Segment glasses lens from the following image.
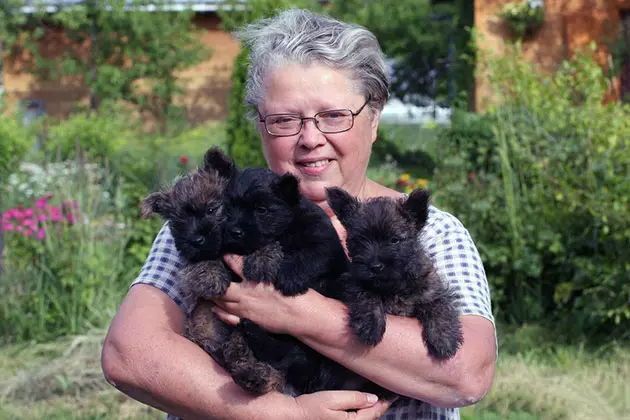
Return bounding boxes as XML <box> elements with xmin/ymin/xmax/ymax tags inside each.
<box><xmin>315</xmin><ymin>110</ymin><xmax>353</xmax><ymax>133</ymax></box>
<box><xmin>265</xmin><ymin>115</ymin><xmax>301</xmax><ymax>135</ymax></box>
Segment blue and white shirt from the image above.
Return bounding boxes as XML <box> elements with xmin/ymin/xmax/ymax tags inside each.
<box><xmin>132</xmin><ymin>205</ymin><xmax>496</xmax><ymax>420</ymax></box>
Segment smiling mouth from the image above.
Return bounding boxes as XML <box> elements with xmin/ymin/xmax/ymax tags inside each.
<box><xmin>301</xmin><ymin>159</ymin><xmax>330</xmax><ymax>168</ymax></box>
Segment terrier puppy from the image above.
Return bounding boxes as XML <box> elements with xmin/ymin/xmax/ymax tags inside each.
<box><xmin>220</xmin><ymin>168</ymin><xmax>352</xmax><ymax>395</ymax></box>
<box><xmin>141</xmin><ymin>146</ymin><xmax>236</xmax><ymax>302</ymax></box>
<box><xmin>327</xmin><ymin>187</ymin><xmax>464</xmax><ymax>360</ymax></box>
<box><xmin>141</xmin><ymin>148</ymin><xmax>288</xmax><ymax>394</ymax></box>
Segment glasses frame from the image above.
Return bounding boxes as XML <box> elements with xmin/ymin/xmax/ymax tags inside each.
<box><xmin>258</xmin><ymin>95</ymin><xmax>372</xmax><ymax>137</ymax></box>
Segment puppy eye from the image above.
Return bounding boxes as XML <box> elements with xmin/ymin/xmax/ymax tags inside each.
<box><xmin>390</xmin><ymin>236</ymin><xmax>400</xmax><ymax>244</ymax></box>
<box><xmin>206</xmin><ymin>205</ymin><xmax>217</xmax><ymax>215</ymax></box>
<box><xmin>256</xmin><ymin>206</ymin><xmax>268</xmax><ymax>215</ymax></box>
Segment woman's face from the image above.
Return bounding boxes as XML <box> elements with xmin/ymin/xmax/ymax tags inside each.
<box><xmin>257</xmin><ymin>63</ymin><xmax>380</xmax><ymax>206</ymax></box>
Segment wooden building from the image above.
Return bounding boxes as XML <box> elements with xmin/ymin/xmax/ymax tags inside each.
<box><xmin>474</xmin><ymin>0</ymin><xmax>630</xmax><ymax>111</ymax></box>
<box><xmin>1</xmin><ymin>1</ymin><xmax>241</xmax><ymax>121</ymax></box>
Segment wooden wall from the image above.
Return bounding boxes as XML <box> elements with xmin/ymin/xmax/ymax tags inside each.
<box><xmin>1</xmin><ymin>12</ymin><xmax>240</xmax><ymax>122</ymax></box>
<box><xmin>474</xmin><ymin>0</ymin><xmax>630</xmax><ymax>111</ymax></box>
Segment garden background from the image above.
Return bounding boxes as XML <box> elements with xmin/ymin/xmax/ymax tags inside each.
<box><xmin>1</xmin><ymin>1</ymin><xmax>628</xmax><ymax>419</ymax></box>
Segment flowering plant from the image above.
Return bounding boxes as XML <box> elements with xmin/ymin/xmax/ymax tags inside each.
<box><xmin>1</xmin><ymin>196</ymin><xmax>79</xmax><ymax>242</ymax></box>
<box><xmin>498</xmin><ymin>0</ymin><xmax>544</xmax><ymax>38</ymax></box>
<box><xmin>395</xmin><ymin>173</ymin><xmax>430</xmax><ymax>194</ymax></box>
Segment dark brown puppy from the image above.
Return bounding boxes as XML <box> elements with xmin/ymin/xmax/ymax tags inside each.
<box><xmin>327</xmin><ymin>187</ymin><xmax>464</xmax><ymax>360</ymax></box>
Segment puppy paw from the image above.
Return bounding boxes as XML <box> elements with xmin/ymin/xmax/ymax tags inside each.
<box><xmin>349</xmin><ymin>307</ymin><xmax>386</xmax><ymax>346</ymax></box>
<box><xmin>274</xmin><ymin>273</ymin><xmax>310</xmax><ymax>296</ymax></box>
<box><xmin>243</xmin><ymin>243</ymin><xmax>283</xmax><ymax>284</ymax></box>
<box><xmin>422</xmin><ymin>323</ymin><xmax>463</xmax><ymax>360</ymax></box>
<box><xmin>231</xmin><ymin>362</ymin><xmax>286</xmax><ymax>395</ymax></box>
<box><xmin>180</xmin><ymin>260</ymin><xmax>231</xmax><ymax>299</ymax></box>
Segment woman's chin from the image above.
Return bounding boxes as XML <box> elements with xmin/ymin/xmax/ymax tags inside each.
<box><xmin>298</xmin><ymin>181</ymin><xmax>333</xmax><ymax>204</ymax></box>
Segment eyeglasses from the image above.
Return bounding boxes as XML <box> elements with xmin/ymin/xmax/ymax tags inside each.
<box><xmin>258</xmin><ymin>95</ymin><xmax>371</xmax><ymax>137</ymax></box>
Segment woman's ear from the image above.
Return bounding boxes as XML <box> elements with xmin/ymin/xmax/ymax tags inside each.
<box><xmin>370</xmin><ymin>109</ymin><xmax>381</xmax><ymax>144</ymax></box>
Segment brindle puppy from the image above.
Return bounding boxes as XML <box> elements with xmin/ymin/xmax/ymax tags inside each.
<box><xmin>327</xmin><ymin>187</ymin><xmax>464</xmax><ymax>360</ymax></box>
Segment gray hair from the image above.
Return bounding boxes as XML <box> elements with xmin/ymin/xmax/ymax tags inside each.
<box><xmin>236</xmin><ymin>8</ymin><xmax>390</xmax><ymax>117</ymax></box>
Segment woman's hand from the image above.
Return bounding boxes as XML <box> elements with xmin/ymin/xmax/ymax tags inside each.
<box><xmin>212</xmin><ymin>253</ymin><xmax>313</xmax><ymax>334</ymax></box>
<box><xmin>295</xmin><ymin>391</ymin><xmax>394</xmax><ymax>420</ymax></box>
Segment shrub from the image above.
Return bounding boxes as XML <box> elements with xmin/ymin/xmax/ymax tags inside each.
<box><xmin>0</xmin><ymin>113</ymin><xmax>35</xmax><ymax>179</ymax></box>
<box><xmin>432</xmin><ymin>43</ymin><xmax>630</xmax><ymax>339</ymax></box>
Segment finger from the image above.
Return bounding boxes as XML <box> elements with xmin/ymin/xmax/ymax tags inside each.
<box><xmin>211</xmin><ymin>305</ymin><xmax>241</xmax><ymax>326</ymax></box>
<box><xmin>218</xmin><ymin>281</ymin><xmax>243</xmax><ymax>303</ymax></box>
<box><xmin>353</xmin><ymin>400</ymin><xmax>394</xmax><ymax>420</ymax></box>
<box><xmin>223</xmin><ymin>254</ymin><xmax>244</xmax><ymax>277</ymax></box>
<box><xmin>320</xmin><ymin>391</ymin><xmax>378</xmax><ymax>411</ymax></box>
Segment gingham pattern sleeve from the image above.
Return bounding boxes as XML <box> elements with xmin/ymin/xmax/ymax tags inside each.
<box><xmin>130</xmin><ymin>222</ymin><xmax>195</xmax><ymax>314</ymax></box>
<box><xmin>420</xmin><ymin>205</ymin><xmax>494</xmax><ymax>322</ymax></box>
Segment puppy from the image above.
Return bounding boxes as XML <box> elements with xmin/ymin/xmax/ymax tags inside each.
<box><xmin>327</xmin><ymin>187</ymin><xmax>464</xmax><ymax>360</ymax></box>
<box><xmin>220</xmin><ymin>168</ymin><xmax>352</xmax><ymax>395</ymax></box>
<box><xmin>141</xmin><ymin>148</ymin><xmax>289</xmax><ymax>394</ymax></box>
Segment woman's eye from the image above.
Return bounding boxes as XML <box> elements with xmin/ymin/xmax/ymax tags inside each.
<box><xmin>256</xmin><ymin>206</ymin><xmax>268</xmax><ymax>215</ymax></box>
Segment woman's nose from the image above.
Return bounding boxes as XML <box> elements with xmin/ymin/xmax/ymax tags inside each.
<box><xmin>298</xmin><ymin>118</ymin><xmax>326</xmax><ymax>149</ymax></box>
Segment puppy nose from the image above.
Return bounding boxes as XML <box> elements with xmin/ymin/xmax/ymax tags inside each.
<box><xmin>370</xmin><ymin>262</ymin><xmax>384</xmax><ymax>273</ymax></box>
<box><xmin>229</xmin><ymin>227</ymin><xmax>244</xmax><ymax>239</ymax></box>
<box><xmin>192</xmin><ymin>235</ymin><xmax>206</xmax><ymax>246</ymax></box>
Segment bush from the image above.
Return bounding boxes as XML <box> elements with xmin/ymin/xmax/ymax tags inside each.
<box><xmin>225</xmin><ymin>46</ymin><xmax>266</xmax><ymax>168</ymax></box>
<box><xmin>432</xmin><ymin>43</ymin><xmax>630</xmax><ymax>339</ymax></box>
<box><xmin>0</xmin><ymin>113</ymin><xmax>35</xmax><ymax>179</ymax></box>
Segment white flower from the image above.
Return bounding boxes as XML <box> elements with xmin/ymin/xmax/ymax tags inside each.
<box><xmin>528</xmin><ymin>0</ymin><xmax>544</xmax><ymax>8</ymax></box>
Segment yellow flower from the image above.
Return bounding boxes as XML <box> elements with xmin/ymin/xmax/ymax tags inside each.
<box><xmin>416</xmin><ymin>178</ymin><xmax>429</xmax><ymax>189</ymax></box>
<box><xmin>399</xmin><ymin>173</ymin><xmax>411</xmax><ymax>182</ymax></box>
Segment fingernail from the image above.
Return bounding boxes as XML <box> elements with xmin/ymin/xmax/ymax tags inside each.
<box><xmin>366</xmin><ymin>394</ymin><xmax>378</xmax><ymax>403</ymax></box>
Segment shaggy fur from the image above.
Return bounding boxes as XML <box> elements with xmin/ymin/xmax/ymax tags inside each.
<box><xmin>327</xmin><ymin>187</ymin><xmax>464</xmax><ymax>360</ymax></box>
<box><xmin>141</xmin><ymin>146</ymin><xmax>236</xmax><ymax>301</ymax></box>
<box><xmin>141</xmin><ymin>148</ymin><xmax>293</xmax><ymax>395</ymax></box>
<box><xmin>219</xmin><ymin>167</ymin><xmax>353</xmax><ymax>395</ymax></box>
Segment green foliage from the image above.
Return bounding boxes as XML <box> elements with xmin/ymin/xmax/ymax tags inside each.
<box><xmin>43</xmin><ymin>106</ymin><xmax>138</xmax><ymax>162</ymax></box>
<box><xmin>497</xmin><ymin>0</ymin><xmax>545</xmax><ymax>39</ymax></box>
<box><xmin>433</xmin><ymin>44</ymin><xmax>630</xmax><ymax>339</ymax></box>
<box><xmin>225</xmin><ymin>46</ymin><xmax>266</xmax><ymax>168</ymax></box>
<box><xmin>0</xmin><ymin>113</ymin><xmax>35</xmax><ymax>179</ymax></box>
<box><xmin>11</xmin><ymin>0</ymin><xmax>211</xmax><ymax>133</ymax></box>
<box><xmin>330</xmin><ymin>0</ymin><xmax>474</xmax><ymax>107</ymax></box>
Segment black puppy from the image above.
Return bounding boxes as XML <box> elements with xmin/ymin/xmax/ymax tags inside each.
<box><xmin>220</xmin><ymin>168</ymin><xmax>353</xmax><ymax>395</ymax></box>
<box><xmin>141</xmin><ymin>148</ymin><xmax>290</xmax><ymax>394</ymax></box>
<box><xmin>327</xmin><ymin>187</ymin><xmax>464</xmax><ymax>360</ymax></box>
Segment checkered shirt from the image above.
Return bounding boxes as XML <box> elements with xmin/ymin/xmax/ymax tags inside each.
<box><xmin>132</xmin><ymin>205</ymin><xmax>495</xmax><ymax>420</ymax></box>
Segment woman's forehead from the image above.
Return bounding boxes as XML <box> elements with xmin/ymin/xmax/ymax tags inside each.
<box><xmin>260</xmin><ymin>63</ymin><xmax>362</xmax><ymax>112</ymax></box>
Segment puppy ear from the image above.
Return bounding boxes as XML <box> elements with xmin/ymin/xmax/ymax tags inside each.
<box><xmin>203</xmin><ymin>147</ymin><xmax>237</xmax><ymax>179</ymax></box>
<box><xmin>326</xmin><ymin>187</ymin><xmax>359</xmax><ymax>226</ymax></box>
<box><xmin>402</xmin><ymin>188</ymin><xmax>431</xmax><ymax>229</ymax></box>
<box><xmin>272</xmin><ymin>173</ymin><xmax>301</xmax><ymax>207</ymax></box>
<box><xmin>140</xmin><ymin>191</ymin><xmax>173</xmax><ymax>219</ymax></box>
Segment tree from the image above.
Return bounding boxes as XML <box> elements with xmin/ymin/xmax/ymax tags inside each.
<box><xmin>14</xmin><ymin>0</ymin><xmax>211</xmax><ymax>133</ymax></box>
<box><xmin>329</xmin><ymin>0</ymin><xmax>475</xmax><ymax>109</ymax></box>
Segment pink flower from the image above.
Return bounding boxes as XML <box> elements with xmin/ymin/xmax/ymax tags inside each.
<box><xmin>35</xmin><ymin>197</ymin><xmax>47</xmax><ymax>208</ymax></box>
<box><xmin>23</xmin><ymin>229</ymin><xmax>33</xmax><ymax>237</ymax></box>
<box><xmin>3</xmin><ymin>223</ymin><xmax>14</xmax><ymax>231</ymax></box>
<box><xmin>179</xmin><ymin>155</ymin><xmax>189</xmax><ymax>165</ymax></box>
<box><xmin>37</xmin><ymin>229</ymin><xmax>46</xmax><ymax>241</ymax></box>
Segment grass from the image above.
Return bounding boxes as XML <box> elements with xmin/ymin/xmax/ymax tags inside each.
<box><xmin>1</xmin><ymin>325</ymin><xmax>628</xmax><ymax>419</ymax></box>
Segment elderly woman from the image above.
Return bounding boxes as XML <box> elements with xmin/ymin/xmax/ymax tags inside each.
<box><xmin>102</xmin><ymin>9</ymin><xmax>496</xmax><ymax>420</ymax></box>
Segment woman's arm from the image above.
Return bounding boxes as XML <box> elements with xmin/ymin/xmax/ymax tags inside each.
<box><xmin>214</xmin><ymin>279</ymin><xmax>495</xmax><ymax>409</ymax></box>
<box><xmin>102</xmin><ymin>284</ymin><xmax>393</xmax><ymax>420</ymax></box>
